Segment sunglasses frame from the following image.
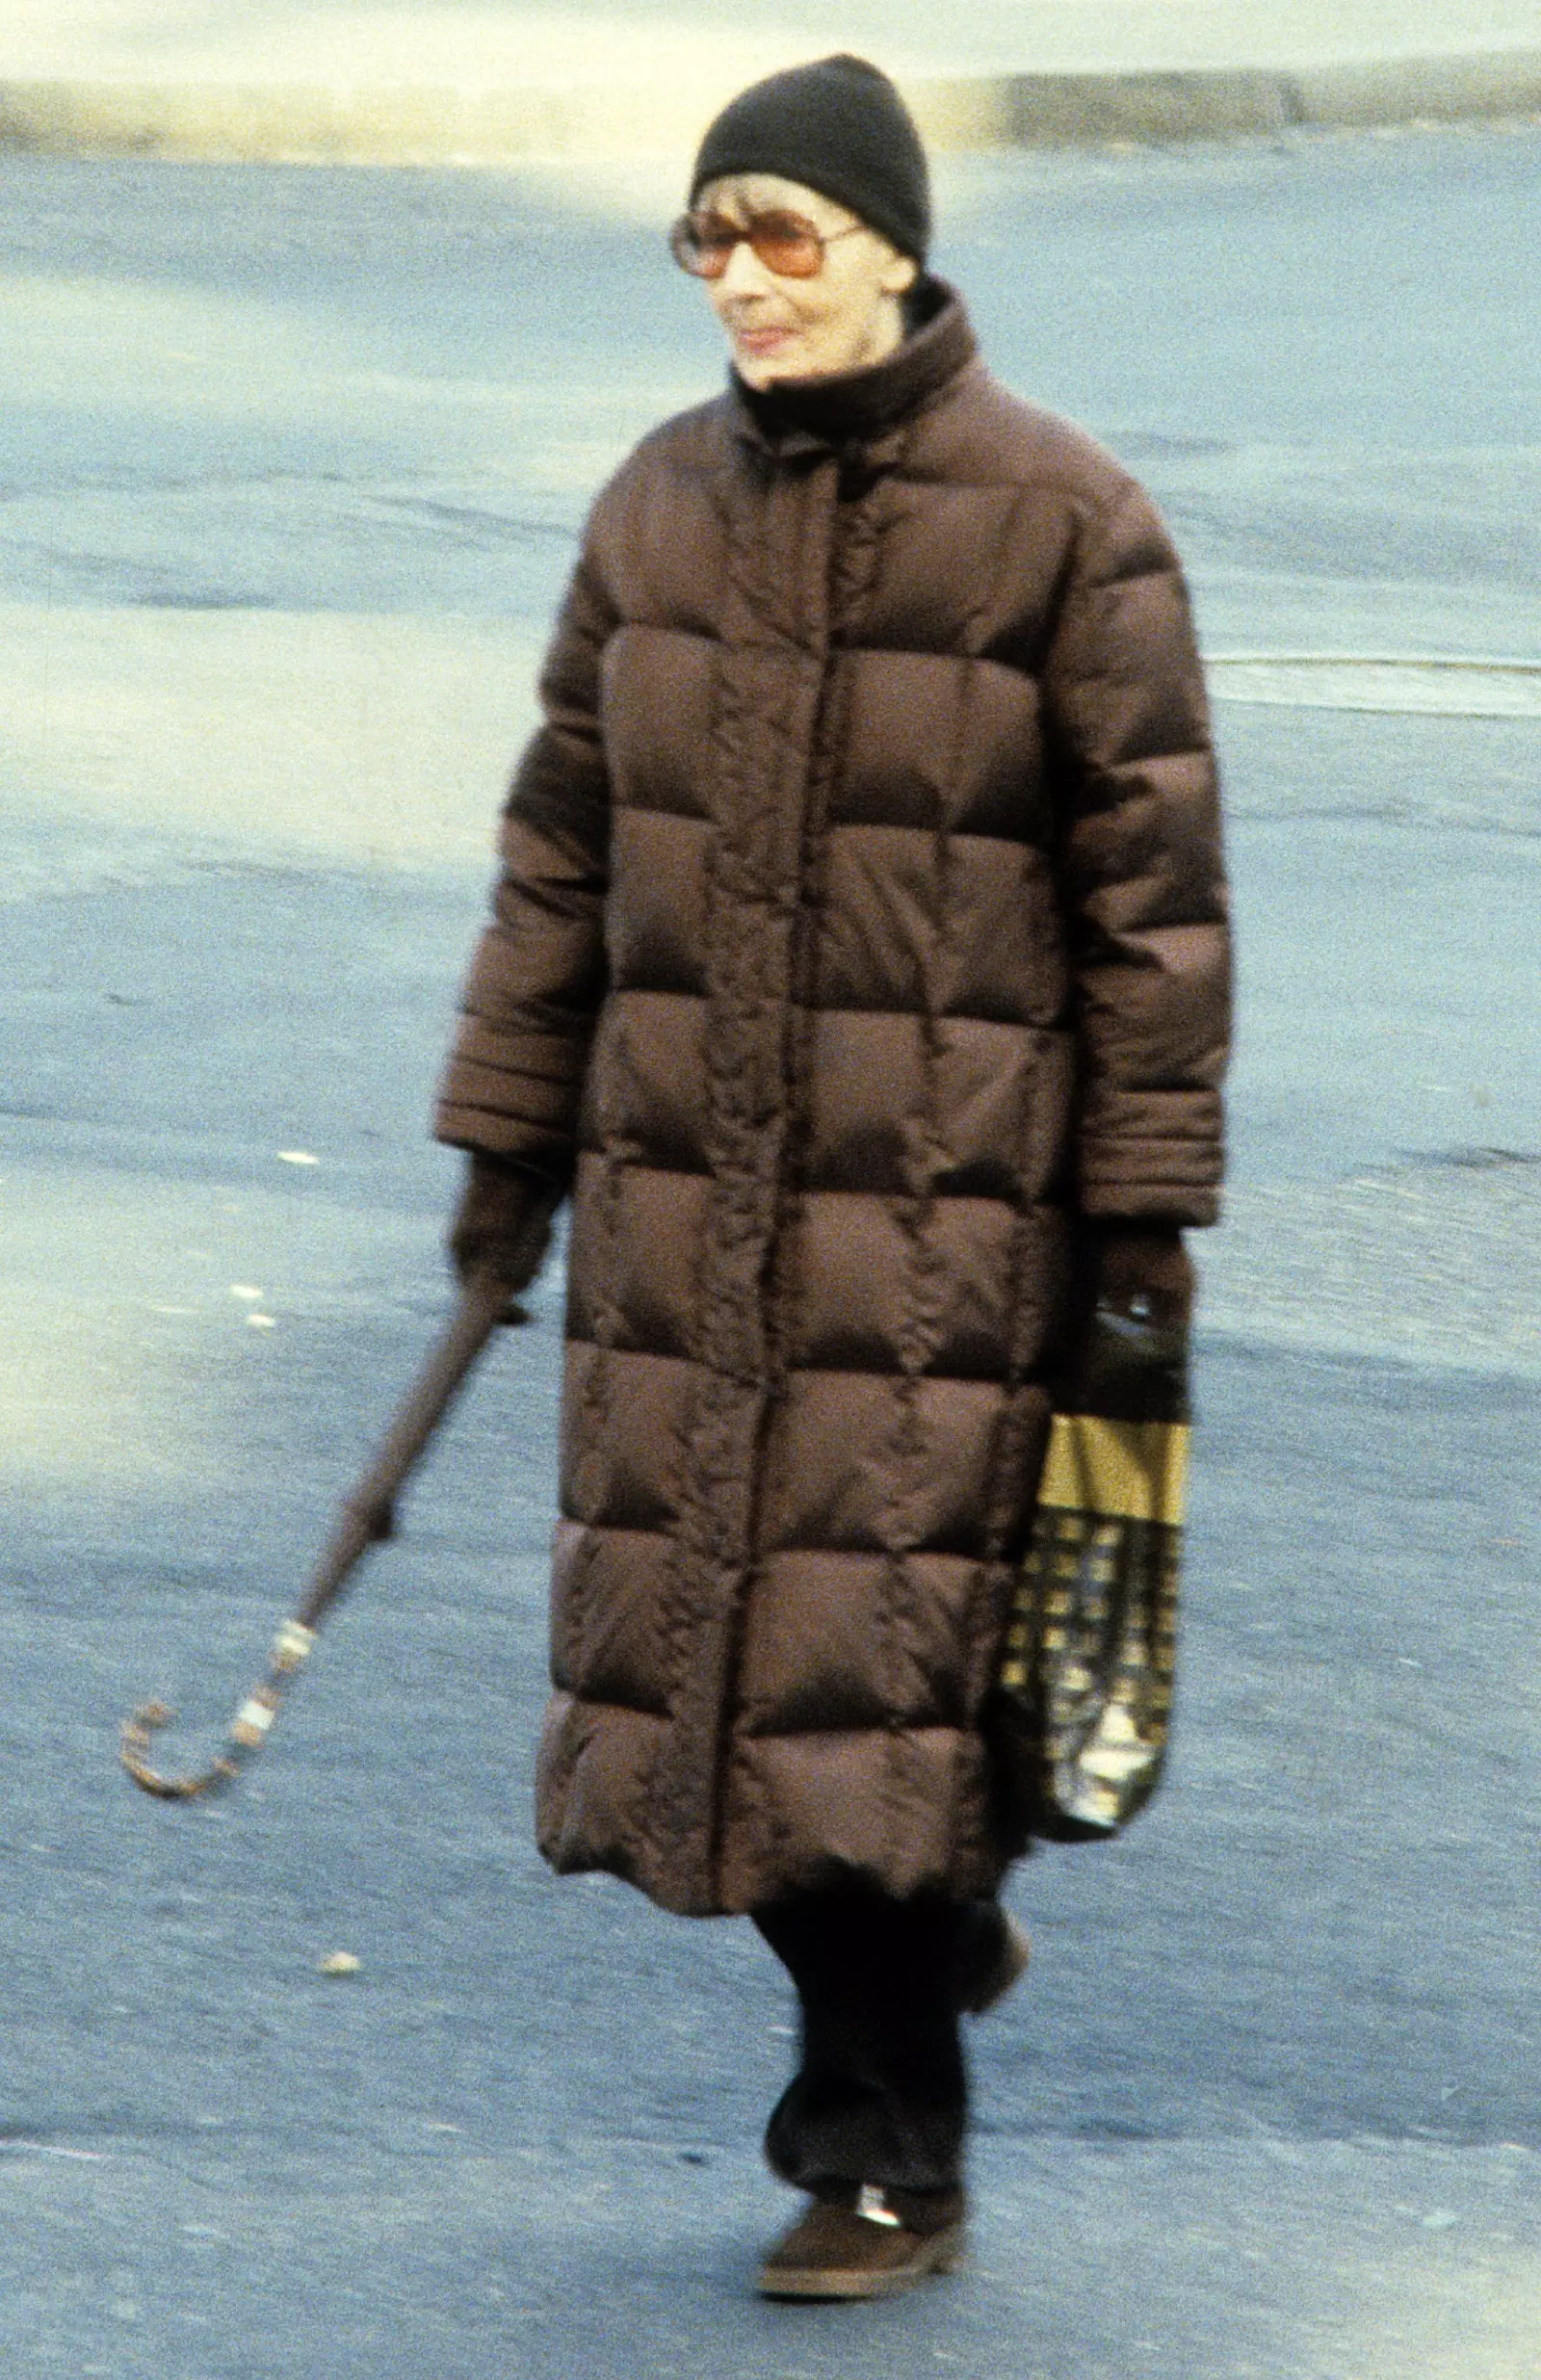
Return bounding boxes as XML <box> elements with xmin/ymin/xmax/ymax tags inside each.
<box><xmin>669</xmin><ymin>208</ymin><xmax>865</xmax><ymax>281</ymax></box>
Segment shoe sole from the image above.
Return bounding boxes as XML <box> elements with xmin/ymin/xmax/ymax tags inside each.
<box><xmin>758</xmin><ymin>2223</ymin><xmax>966</xmax><ymax>2301</ymax></box>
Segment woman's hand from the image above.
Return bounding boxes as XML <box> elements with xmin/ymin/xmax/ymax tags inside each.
<box><xmin>448</xmin><ymin>1153</ymin><xmax>563</xmax><ymax>1321</ymax></box>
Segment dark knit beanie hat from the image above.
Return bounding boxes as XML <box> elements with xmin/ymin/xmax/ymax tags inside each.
<box><xmin>689</xmin><ymin>54</ymin><xmax>931</xmax><ymax>264</ymax></box>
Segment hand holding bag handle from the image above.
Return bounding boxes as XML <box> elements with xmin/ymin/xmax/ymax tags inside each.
<box><xmin>990</xmin><ymin>1226</ymin><xmax>1192</xmax><ymax>1844</ymax></box>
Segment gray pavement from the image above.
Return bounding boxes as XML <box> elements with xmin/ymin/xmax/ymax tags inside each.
<box><xmin>4</xmin><ymin>130</ymin><xmax>1541</xmax><ymax>2376</ymax></box>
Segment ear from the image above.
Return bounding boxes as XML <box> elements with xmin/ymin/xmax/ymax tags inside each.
<box><xmin>879</xmin><ymin>251</ymin><xmax>920</xmax><ymax>298</ymax></box>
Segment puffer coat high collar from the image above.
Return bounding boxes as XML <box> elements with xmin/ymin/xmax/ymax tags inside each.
<box><xmin>438</xmin><ymin>287</ymin><xmax>1230</xmax><ymax>1918</ymax></box>
<box><xmin>729</xmin><ymin>279</ymin><xmax>977</xmax><ymax>452</ymax></box>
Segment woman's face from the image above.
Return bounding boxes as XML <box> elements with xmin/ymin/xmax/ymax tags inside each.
<box><xmin>692</xmin><ymin>172</ymin><xmax>918</xmax><ymax>389</ymax></box>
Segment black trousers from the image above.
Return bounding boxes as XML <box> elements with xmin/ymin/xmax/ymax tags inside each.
<box><xmin>753</xmin><ymin>1888</ymin><xmax>1007</xmax><ymax>2195</ymax></box>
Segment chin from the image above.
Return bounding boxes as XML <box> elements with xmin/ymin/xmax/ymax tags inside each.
<box><xmin>735</xmin><ymin>340</ymin><xmax>811</xmax><ymax>389</ymax></box>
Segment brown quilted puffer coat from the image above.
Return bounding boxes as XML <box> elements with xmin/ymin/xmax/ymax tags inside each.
<box><xmin>436</xmin><ymin>289</ymin><xmax>1230</xmax><ymax>1918</ymax></box>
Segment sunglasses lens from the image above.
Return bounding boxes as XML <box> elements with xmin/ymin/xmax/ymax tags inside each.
<box><xmin>670</xmin><ymin>215</ymin><xmax>734</xmax><ymax>277</ymax></box>
<box><xmin>666</xmin><ymin>218</ymin><xmax>718</xmax><ymax>275</ymax></box>
<box><xmin>750</xmin><ymin>222</ymin><xmax>823</xmax><ymax>277</ymax></box>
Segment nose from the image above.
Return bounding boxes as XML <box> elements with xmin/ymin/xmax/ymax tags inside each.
<box><xmin>717</xmin><ymin>232</ymin><xmax>775</xmax><ymax>299</ymax></box>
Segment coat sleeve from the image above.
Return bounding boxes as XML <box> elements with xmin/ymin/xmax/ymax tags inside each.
<box><xmin>1040</xmin><ymin>477</ymin><xmax>1231</xmax><ymax>1226</ymax></box>
<box><xmin>433</xmin><ymin>545</ymin><xmax>616</xmax><ymax>1176</ymax></box>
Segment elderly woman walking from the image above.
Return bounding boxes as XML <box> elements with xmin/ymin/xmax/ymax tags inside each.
<box><xmin>437</xmin><ymin>54</ymin><xmax>1230</xmax><ymax>2299</ymax></box>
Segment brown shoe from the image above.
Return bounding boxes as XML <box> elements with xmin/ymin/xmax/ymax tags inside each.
<box><xmin>757</xmin><ymin>2184</ymin><xmax>967</xmax><ymax>2301</ymax></box>
<box><xmin>959</xmin><ymin>1910</ymin><xmax>1031</xmax><ymax>2016</ymax></box>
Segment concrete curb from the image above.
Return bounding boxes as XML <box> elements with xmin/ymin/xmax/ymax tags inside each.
<box><xmin>1</xmin><ymin>49</ymin><xmax>1540</xmax><ymax>164</ymax></box>
<box><xmin>957</xmin><ymin>49</ymin><xmax>1541</xmax><ymax>144</ymax></box>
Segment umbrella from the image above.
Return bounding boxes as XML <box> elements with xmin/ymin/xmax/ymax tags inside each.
<box><xmin>121</xmin><ymin>1270</ymin><xmax>509</xmax><ymax>1800</ymax></box>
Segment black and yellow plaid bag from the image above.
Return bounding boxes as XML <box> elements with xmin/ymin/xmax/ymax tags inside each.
<box><xmin>991</xmin><ymin>1312</ymin><xmax>1189</xmax><ymax>1844</ymax></box>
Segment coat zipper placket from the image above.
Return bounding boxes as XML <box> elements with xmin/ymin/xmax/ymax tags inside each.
<box><xmin>704</xmin><ymin>434</ymin><xmax>847</xmax><ymax>1908</ymax></box>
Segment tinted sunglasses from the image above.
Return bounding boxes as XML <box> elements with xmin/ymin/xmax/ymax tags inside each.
<box><xmin>669</xmin><ymin>208</ymin><xmax>864</xmax><ymax>281</ymax></box>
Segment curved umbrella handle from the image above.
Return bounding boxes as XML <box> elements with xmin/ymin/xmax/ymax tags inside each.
<box><xmin>120</xmin><ymin>1270</ymin><xmax>509</xmax><ymax>1801</ymax></box>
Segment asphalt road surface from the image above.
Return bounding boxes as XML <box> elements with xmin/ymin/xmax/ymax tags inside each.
<box><xmin>3</xmin><ymin>128</ymin><xmax>1540</xmax><ymax>2379</ymax></box>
